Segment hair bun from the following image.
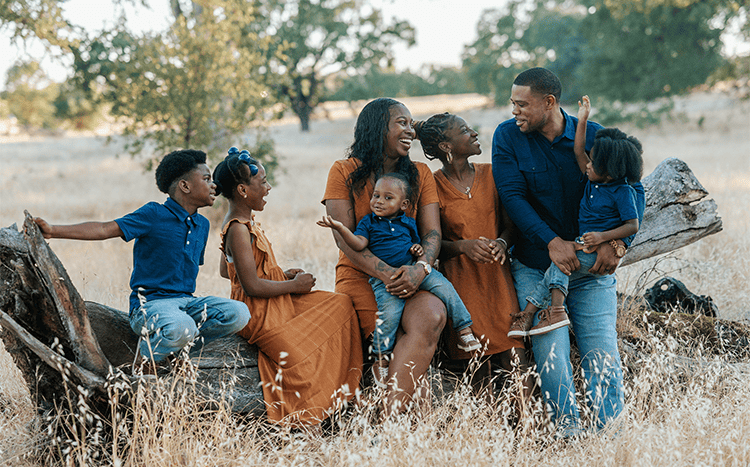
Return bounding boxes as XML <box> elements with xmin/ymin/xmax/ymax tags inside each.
<box><xmin>413</xmin><ymin>120</ymin><xmax>424</xmax><ymax>139</ymax></box>
<box><xmin>228</xmin><ymin>147</ymin><xmax>240</xmax><ymax>156</ymax></box>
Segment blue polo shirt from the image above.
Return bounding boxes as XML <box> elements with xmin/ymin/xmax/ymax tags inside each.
<box><xmin>353</xmin><ymin>212</ymin><xmax>421</xmax><ymax>268</ymax></box>
<box><xmin>492</xmin><ymin>108</ymin><xmax>645</xmax><ymax>270</ymax></box>
<box><xmin>579</xmin><ymin>178</ymin><xmax>638</xmax><ymax>235</ymax></box>
<box><xmin>115</xmin><ymin>197</ymin><xmax>209</xmax><ymax>313</ymax></box>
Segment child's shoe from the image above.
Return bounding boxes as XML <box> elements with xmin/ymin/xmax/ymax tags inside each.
<box><xmin>507</xmin><ymin>309</ymin><xmax>535</xmax><ymax>337</ymax></box>
<box><xmin>371</xmin><ymin>357</ymin><xmax>389</xmax><ymax>389</ymax></box>
<box><xmin>457</xmin><ymin>328</ymin><xmax>482</xmax><ymax>352</ymax></box>
<box><xmin>528</xmin><ymin>305</ymin><xmax>570</xmax><ymax>336</ymax></box>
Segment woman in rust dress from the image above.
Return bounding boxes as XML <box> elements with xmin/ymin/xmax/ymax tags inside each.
<box><xmin>215</xmin><ymin>148</ymin><xmax>362</xmax><ymax>426</ymax></box>
<box><xmin>414</xmin><ymin>113</ymin><xmax>534</xmax><ymax>397</ymax></box>
<box><xmin>322</xmin><ymin>98</ymin><xmax>446</xmax><ymax>414</ymax></box>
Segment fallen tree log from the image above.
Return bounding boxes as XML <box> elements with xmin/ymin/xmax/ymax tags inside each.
<box><xmin>620</xmin><ymin>157</ymin><xmax>722</xmax><ymax>267</ymax></box>
<box><xmin>0</xmin><ymin>157</ymin><xmax>723</xmax><ymax>418</ymax></box>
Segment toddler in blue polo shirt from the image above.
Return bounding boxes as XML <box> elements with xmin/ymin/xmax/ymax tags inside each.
<box><xmin>34</xmin><ymin>149</ymin><xmax>250</xmax><ymax>375</ymax></box>
<box><xmin>318</xmin><ymin>173</ymin><xmax>480</xmax><ymax>387</ymax></box>
<box><xmin>508</xmin><ymin>96</ymin><xmax>643</xmax><ymax>338</ymax></box>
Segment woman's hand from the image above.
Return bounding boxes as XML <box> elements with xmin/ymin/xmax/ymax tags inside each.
<box><xmin>491</xmin><ymin>237</ymin><xmax>509</xmax><ymax>265</ymax></box>
<box><xmin>289</xmin><ymin>272</ymin><xmax>316</xmax><ymax>293</ymax></box>
<box><xmin>385</xmin><ymin>264</ymin><xmax>426</xmax><ymax>299</ymax></box>
<box><xmin>460</xmin><ymin>237</ymin><xmax>496</xmax><ymax>264</ymax></box>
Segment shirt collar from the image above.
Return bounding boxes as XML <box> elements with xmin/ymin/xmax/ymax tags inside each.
<box><xmin>374</xmin><ymin>211</ymin><xmax>406</xmax><ymax>222</ymax></box>
<box><xmin>559</xmin><ymin>108</ymin><xmax>577</xmax><ymax>143</ymax></box>
<box><xmin>164</xmin><ymin>197</ymin><xmax>196</xmax><ymax>225</ymax></box>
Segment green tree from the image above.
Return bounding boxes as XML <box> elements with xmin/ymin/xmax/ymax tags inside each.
<box><xmin>463</xmin><ymin>0</ymin><xmax>747</xmax><ymax>104</ymax></box>
<box><xmin>70</xmin><ymin>0</ymin><xmax>278</xmax><ymax>166</ymax></box>
<box><xmin>250</xmin><ymin>0</ymin><xmax>415</xmax><ymax>131</ymax></box>
<box><xmin>2</xmin><ymin>60</ymin><xmax>58</xmax><ymax>129</ymax></box>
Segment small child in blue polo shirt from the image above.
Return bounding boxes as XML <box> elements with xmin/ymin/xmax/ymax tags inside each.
<box><xmin>508</xmin><ymin>96</ymin><xmax>643</xmax><ymax>338</ymax></box>
<box><xmin>34</xmin><ymin>149</ymin><xmax>250</xmax><ymax>375</ymax></box>
<box><xmin>318</xmin><ymin>173</ymin><xmax>480</xmax><ymax>387</ymax></box>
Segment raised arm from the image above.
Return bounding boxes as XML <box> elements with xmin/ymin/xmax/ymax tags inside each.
<box><xmin>574</xmin><ymin>95</ymin><xmax>592</xmax><ymax>174</ymax></box>
<box><xmin>34</xmin><ymin>217</ymin><xmax>123</xmax><ymax>240</ymax></box>
<box><xmin>316</xmin><ymin>215</ymin><xmax>369</xmax><ymax>251</ymax></box>
<box><xmin>225</xmin><ymin>221</ymin><xmax>315</xmax><ymax>297</ymax></box>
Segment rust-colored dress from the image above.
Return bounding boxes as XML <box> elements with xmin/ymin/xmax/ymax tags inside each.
<box><xmin>322</xmin><ymin>158</ymin><xmax>440</xmax><ymax>337</ymax></box>
<box><xmin>221</xmin><ymin>218</ymin><xmax>362</xmax><ymax>425</ymax></box>
<box><xmin>434</xmin><ymin>163</ymin><xmax>524</xmax><ymax>360</ymax></box>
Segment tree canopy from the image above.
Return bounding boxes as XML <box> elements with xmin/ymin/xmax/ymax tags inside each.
<box><xmin>463</xmin><ymin>0</ymin><xmax>747</xmax><ymax>105</ymax></box>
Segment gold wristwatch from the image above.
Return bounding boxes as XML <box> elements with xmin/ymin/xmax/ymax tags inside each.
<box><xmin>416</xmin><ymin>260</ymin><xmax>432</xmax><ymax>275</ymax></box>
<box><xmin>609</xmin><ymin>239</ymin><xmax>627</xmax><ymax>258</ymax></box>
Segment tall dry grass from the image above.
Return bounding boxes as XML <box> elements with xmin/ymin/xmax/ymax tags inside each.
<box><xmin>1</xmin><ymin>92</ymin><xmax>749</xmax><ymax>465</ymax></box>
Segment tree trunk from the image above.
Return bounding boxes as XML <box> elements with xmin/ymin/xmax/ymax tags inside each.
<box><xmin>620</xmin><ymin>157</ymin><xmax>722</xmax><ymax>267</ymax></box>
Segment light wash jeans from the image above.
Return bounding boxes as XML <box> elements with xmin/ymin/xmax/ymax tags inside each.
<box><xmin>526</xmin><ymin>250</ymin><xmax>598</xmax><ymax>309</ymax></box>
<box><xmin>129</xmin><ymin>296</ymin><xmax>250</xmax><ymax>362</ymax></box>
<box><xmin>369</xmin><ymin>270</ymin><xmax>472</xmax><ymax>355</ymax></box>
<box><xmin>511</xmin><ymin>258</ymin><xmax>623</xmax><ymax>433</ymax></box>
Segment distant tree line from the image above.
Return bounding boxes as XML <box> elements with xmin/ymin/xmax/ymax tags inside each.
<box><xmin>1</xmin><ymin>0</ymin><xmax>748</xmax><ymax>164</ymax></box>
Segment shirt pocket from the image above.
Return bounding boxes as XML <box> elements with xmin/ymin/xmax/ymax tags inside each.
<box><xmin>518</xmin><ymin>155</ymin><xmax>550</xmax><ymax>195</ymax></box>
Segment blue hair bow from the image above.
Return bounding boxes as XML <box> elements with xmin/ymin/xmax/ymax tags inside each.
<box><xmin>227</xmin><ymin>147</ymin><xmax>259</xmax><ymax>176</ymax></box>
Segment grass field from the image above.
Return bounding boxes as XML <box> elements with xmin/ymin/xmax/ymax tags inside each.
<box><xmin>1</xmin><ymin>90</ymin><xmax>749</xmax><ymax>465</ymax></box>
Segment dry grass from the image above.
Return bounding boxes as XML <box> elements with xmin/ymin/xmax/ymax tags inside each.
<box><xmin>1</xmin><ymin>92</ymin><xmax>749</xmax><ymax>465</ymax></box>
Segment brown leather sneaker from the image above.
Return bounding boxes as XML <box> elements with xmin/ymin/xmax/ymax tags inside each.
<box><xmin>528</xmin><ymin>306</ymin><xmax>570</xmax><ymax>336</ymax></box>
<box><xmin>508</xmin><ymin>309</ymin><xmax>536</xmax><ymax>337</ymax></box>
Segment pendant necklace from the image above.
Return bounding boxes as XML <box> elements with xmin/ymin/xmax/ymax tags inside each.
<box><xmin>464</xmin><ymin>186</ymin><xmax>472</xmax><ymax>199</ymax></box>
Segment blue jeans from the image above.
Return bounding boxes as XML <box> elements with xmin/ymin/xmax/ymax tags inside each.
<box><xmin>369</xmin><ymin>270</ymin><xmax>472</xmax><ymax>355</ymax></box>
<box><xmin>511</xmin><ymin>258</ymin><xmax>623</xmax><ymax>432</ymax></box>
<box><xmin>129</xmin><ymin>295</ymin><xmax>250</xmax><ymax>362</ymax></box>
<box><xmin>526</xmin><ymin>250</ymin><xmax>598</xmax><ymax>309</ymax></box>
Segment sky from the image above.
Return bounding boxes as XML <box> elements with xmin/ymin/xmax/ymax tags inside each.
<box><xmin>0</xmin><ymin>0</ymin><xmax>503</xmax><ymax>90</ymax></box>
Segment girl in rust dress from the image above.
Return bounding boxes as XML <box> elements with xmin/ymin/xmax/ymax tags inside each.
<box><xmin>215</xmin><ymin>147</ymin><xmax>362</xmax><ymax>426</ymax></box>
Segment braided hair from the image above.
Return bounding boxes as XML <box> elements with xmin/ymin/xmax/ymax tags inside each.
<box><xmin>346</xmin><ymin>98</ymin><xmax>419</xmax><ymax>202</ymax></box>
<box><xmin>413</xmin><ymin>112</ymin><xmax>458</xmax><ymax>162</ymax></box>
<box><xmin>213</xmin><ymin>146</ymin><xmax>261</xmax><ymax>199</ymax></box>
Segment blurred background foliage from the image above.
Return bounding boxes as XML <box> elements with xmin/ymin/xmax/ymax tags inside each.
<box><xmin>1</xmin><ymin>0</ymin><xmax>748</xmax><ymax>168</ymax></box>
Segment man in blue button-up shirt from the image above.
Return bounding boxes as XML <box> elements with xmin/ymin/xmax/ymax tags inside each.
<box><xmin>492</xmin><ymin>67</ymin><xmax>644</xmax><ymax>435</ymax></box>
<box><xmin>35</xmin><ymin>149</ymin><xmax>250</xmax><ymax>374</ymax></box>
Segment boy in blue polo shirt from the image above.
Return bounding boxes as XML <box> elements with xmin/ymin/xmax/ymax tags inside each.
<box><xmin>318</xmin><ymin>173</ymin><xmax>480</xmax><ymax>387</ymax></box>
<box><xmin>34</xmin><ymin>149</ymin><xmax>250</xmax><ymax>375</ymax></box>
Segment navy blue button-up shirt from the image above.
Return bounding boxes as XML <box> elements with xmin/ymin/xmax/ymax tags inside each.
<box><xmin>115</xmin><ymin>197</ymin><xmax>209</xmax><ymax>312</ymax></box>
<box><xmin>353</xmin><ymin>212</ymin><xmax>421</xmax><ymax>268</ymax></box>
<box><xmin>492</xmin><ymin>109</ymin><xmax>644</xmax><ymax>271</ymax></box>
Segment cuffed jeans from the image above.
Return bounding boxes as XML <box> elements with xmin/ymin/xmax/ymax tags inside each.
<box><xmin>511</xmin><ymin>258</ymin><xmax>624</xmax><ymax>432</ymax></box>
<box><xmin>369</xmin><ymin>270</ymin><xmax>472</xmax><ymax>355</ymax></box>
<box><xmin>129</xmin><ymin>295</ymin><xmax>250</xmax><ymax>362</ymax></box>
<box><xmin>526</xmin><ymin>250</ymin><xmax>598</xmax><ymax>309</ymax></box>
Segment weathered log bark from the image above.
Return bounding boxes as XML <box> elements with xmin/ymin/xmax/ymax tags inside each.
<box><xmin>620</xmin><ymin>157</ymin><xmax>723</xmax><ymax>267</ymax></box>
<box><xmin>0</xmin><ymin>158</ymin><xmax>724</xmax><ymax>418</ymax></box>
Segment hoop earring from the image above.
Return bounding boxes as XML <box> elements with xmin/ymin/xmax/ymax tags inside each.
<box><xmin>446</xmin><ymin>151</ymin><xmax>453</xmax><ymax>164</ymax></box>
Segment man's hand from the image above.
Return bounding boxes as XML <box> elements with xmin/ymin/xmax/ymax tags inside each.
<box><xmin>589</xmin><ymin>241</ymin><xmax>621</xmax><ymax>275</ymax></box>
<box><xmin>548</xmin><ymin>236</ymin><xmax>580</xmax><ymax>276</ymax></box>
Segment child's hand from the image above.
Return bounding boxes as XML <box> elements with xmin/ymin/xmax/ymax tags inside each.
<box><xmin>578</xmin><ymin>95</ymin><xmax>591</xmax><ymax>122</ymax></box>
<box><xmin>284</xmin><ymin>268</ymin><xmax>305</xmax><ymax>280</ymax></box>
<box><xmin>291</xmin><ymin>272</ymin><xmax>316</xmax><ymax>293</ymax></box>
<box><xmin>409</xmin><ymin>244</ymin><xmax>424</xmax><ymax>257</ymax></box>
<box><xmin>316</xmin><ymin>215</ymin><xmax>343</xmax><ymax>231</ymax></box>
<box><xmin>582</xmin><ymin>231</ymin><xmax>605</xmax><ymax>249</ymax></box>
<box><xmin>33</xmin><ymin>217</ymin><xmax>54</xmax><ymax>239</ymax></box>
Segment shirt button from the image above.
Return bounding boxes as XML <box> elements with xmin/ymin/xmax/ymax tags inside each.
<box><xmin>187</xmin><ymin>241</ymin><xmax>190</xmax><ymax>245</ymax></box>
<box><xmin>188</xmin><ymin>230</ymin><xmax>191</xmax><ymax>234</ymax></box>
<box><xmin>590</xmin><ymin>195</ymin><xmax>594</xmax><ymax>198</ymax></box>
<box><xmin>391</xmin><ymin>228</ymin><xmax>395</xmax><ymax>232</ymax></box>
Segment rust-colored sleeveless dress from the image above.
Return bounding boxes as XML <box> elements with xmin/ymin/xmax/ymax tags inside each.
<box><xmin>221</xmin><ymin>218</ymin><xmax>362</xmax><ymax>425</ymax></box>
<box><xmin>434</xmin><ymin>164</ymin><xmax>524</xmax><ymax>359</ymax></box>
